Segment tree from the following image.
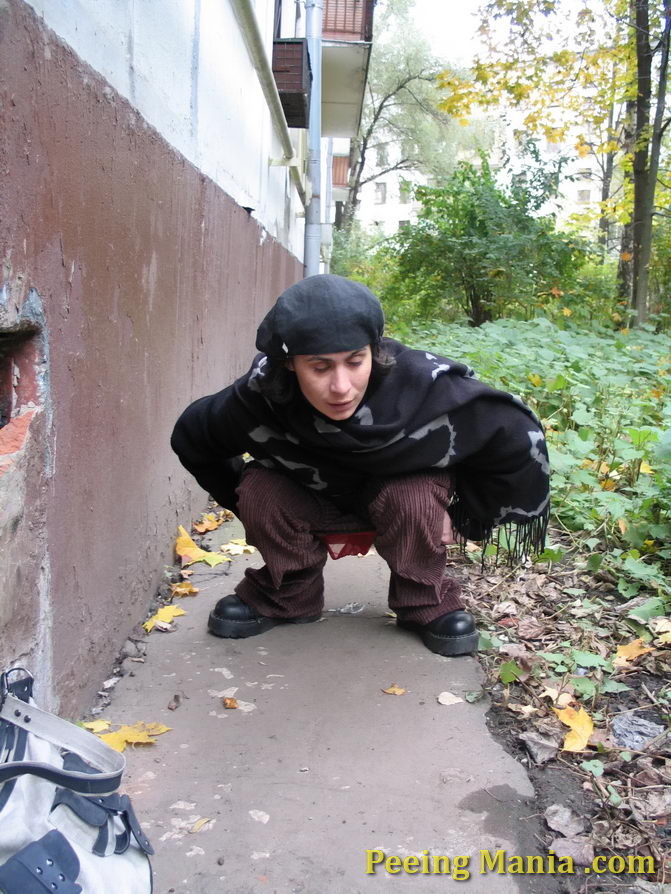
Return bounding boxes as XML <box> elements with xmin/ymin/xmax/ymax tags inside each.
<box><xmin>436</xmin><ymin>0</ymin><xmax>671</xmax><ymax>324</ymax></box>
<box><xmin>438</xmin><ymin>1</ymin><xmax>633</xmax><ymax>245</ymax></box>
<box><xmin>339</xmin><ymin>0</ymin><xmax>493</xmax><ymax>229</ymax></box>
<box><xmin>630</xmin><ymin>0</ymin><xmax>671</xmax><ymax>324</ymax></box>
<box><xmin>384</xmin><ymin>154</ymin><xmax>584</xmax><ymax>327</ymax></box>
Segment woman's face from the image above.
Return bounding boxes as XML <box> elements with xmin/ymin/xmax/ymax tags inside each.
<box><xmin>288</xmin><ymin>345</ymin><xmax>373</xmax><ymax>421</ymax></box>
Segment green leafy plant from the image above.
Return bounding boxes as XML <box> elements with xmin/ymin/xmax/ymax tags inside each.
<box><xmin>397</xmin><ymin>316</ymin><xmax>671</xmax><ymax>604</ymax></box>
<box><xmin>382</xmin><ymin>153</ymin><xmax>586</xmax><ymax>327</ymax></box>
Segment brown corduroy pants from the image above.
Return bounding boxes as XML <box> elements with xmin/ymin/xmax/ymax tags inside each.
<box><xmin>234</xmin><ymin>466</ymin><xmax>464</xmax><ymax>624</ymax></box>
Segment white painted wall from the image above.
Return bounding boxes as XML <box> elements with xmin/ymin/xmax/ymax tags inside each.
<box><xmin>25</xmin><ymin>0</ymin><xmax>307</xmax><ymax>258</ymax></box>
<box><xmin>358</xmin><ymin>170</ymin><xmax>425</xmax><ymax>237</ymax></box>
<box><xmin>357</xmin><ymin>139</ymin><xmax>427</xmax><ymax>239</ymax></box>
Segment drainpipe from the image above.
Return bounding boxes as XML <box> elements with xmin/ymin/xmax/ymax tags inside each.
<box><xmin>304</xmin><ymin>0</ymin><xmax>323</xmax><ymax>276</ymax></box>
<box><xmin>230</xmin><ymin>0</ymin><xmax>307</xmax><ymax>207</ymax></box>
<box><xmin>322</xmin><ymin>137</ymin><xmax>334</xmax><ymax>273</ymax></box>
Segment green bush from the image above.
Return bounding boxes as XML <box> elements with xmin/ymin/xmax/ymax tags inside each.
<box><xmin>382</xmin><ymin>156</ymin><xmax>586</xmax><ymax>327</ymax></box>
<box><xmin>330</xmin><ymin>223</ymin><xmax>398</xmax><ymax>299</ymax></box>
<box><xmin>400</xmin><ymin>316</ymin><xmax>671</xmax><ymax>603</ymax></box>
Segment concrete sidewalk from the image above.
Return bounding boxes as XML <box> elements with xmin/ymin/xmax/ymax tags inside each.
<box><xmin>107</xmin><ymin>517</ymin><xmax>556</xmax><ymax>894</ymax></box>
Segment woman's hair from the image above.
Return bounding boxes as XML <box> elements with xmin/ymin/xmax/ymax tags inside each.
<box><xmin>258</xmin><ymin>342</ymin><xmax>396</xmax><ymax>405</ymax></box>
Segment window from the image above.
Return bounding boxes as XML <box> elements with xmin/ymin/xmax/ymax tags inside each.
<box><xmin>577</xmin><ymin>189</ymin><xmax>591</xmax><ymax>203</ymax></box>
<box><xmin>401</xmin><ymin>139</ymin><xmax>416</xmax><ymax>159</ymax></box>
<box><xmin>376</xmin><ymin>145</ymin><xmax>388</xmax><ymax>167</ymax></box>
<box><xmin>398</xmin><ymin>220</ymin><xmax>410</xmax><ymax>230</ymax></box>
<box><xmin>399</xmin><ymin>182</ymin><xmax>412</xmax><ymax>204</ymax></box>
<box><xmin>578</xmin><ymin>168</ymin><xmax>592</xmax><ymax>180</ymax></box>
<box><xmin>374</xmin><ymin>182</ymin><xmax>387</xmax><ymax>205</ymax></box>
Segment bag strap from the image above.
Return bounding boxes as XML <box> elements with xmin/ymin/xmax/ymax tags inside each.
<box><xmin>0</xmin><ymin>693</ymin><xmax>125</xmax><ymax>796</ymax></box>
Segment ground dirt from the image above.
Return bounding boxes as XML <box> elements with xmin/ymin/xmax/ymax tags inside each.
<box><xmin>451</xmin><ymin>540</ymin><xmax>670</xmax><ymax>894</ymax></box>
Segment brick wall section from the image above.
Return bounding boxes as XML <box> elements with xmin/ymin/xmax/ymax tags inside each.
<box><xmin>0</xmin><ymin>0</ymin><xmax>302</xmax><ymax>713</ymax></box>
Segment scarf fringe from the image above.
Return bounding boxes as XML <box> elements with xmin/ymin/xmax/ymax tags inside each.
<box><xmin>449</xmin><ymin>500</ymin><xmax>550</xmax><ymax>568</ymax></box>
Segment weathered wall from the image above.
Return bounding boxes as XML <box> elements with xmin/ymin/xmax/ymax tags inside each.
<box><xmin>0</xmin><ymin>0</ymin><xmax>302</xmax><ymax>712</ymax></box>
<box><xmin>22</xmin><ymin>0</ymin><xmax>307</xmax><ymax>256</ymax></box>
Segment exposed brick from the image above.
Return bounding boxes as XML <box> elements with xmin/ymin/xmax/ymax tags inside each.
<box><xmin>0</xmin><ymin>408</ymin><xmax>37</xmax><ymax>457</ymax></box>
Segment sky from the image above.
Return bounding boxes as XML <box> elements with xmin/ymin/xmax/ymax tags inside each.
<box><xmin>411</xmin><ymin>0</ymin><xmax>483</xmax><ymax>66</ymax></box>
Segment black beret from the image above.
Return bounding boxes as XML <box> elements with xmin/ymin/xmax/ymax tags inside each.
<box><xmin>256</xmin><ymin>274</ymin><xmax>384</xmax><ymax>356</ymax></box>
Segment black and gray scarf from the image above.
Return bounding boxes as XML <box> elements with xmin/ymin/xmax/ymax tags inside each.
<box><xmin>172</xmin><ymin>338</ymin><xmax>550</xmax><ymax>562</ymax></box>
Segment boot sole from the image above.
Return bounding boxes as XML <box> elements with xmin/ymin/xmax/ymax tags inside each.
<box><xmin>397</xmin><ymin>621</ymin><xmax>479</xmax><ymax>656</ymax></box>
<box><xmin>208</xmin><ymin>611</ymin><xmax>321</xmax><ymax>639</ymax></box>
<box><xmin>420</xmin><ymin>628</ymin><xmax>479</xmax><ymax>657</ymax></box>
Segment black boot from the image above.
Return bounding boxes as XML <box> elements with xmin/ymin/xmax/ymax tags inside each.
<box><xmin>397</xmin><ymin>609</ymin><xmax>478</xmax><ymax>656</ymax></box>
<box><xmin>208</xmin><ymin>595</ymin><xmax>321</xmax><ymax>638</ymax></box>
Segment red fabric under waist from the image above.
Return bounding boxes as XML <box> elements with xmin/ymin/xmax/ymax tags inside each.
<box><xmin>315</xmin><ymin>530</ymin><xmax>376</xmax><ymax>560</ymax></box>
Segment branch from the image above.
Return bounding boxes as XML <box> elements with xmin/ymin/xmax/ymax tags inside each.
<box><xmin>401</xmin><ymin>86</ymin><xmax>450</xmax><ymax>123</ymax></box>
<box><xmin>360</xmin><ymin>159</ymin><xmax>414</xmax><ymax>186</ymax></box>
<box><xmin>368</xmin><ymin>70</ymin><xmax>437</xmax><ymax>122</ymax></box>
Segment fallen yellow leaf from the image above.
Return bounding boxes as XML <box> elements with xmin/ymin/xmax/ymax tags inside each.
<box><xmin>613</xmin><ymin>638</ymin><xmax>654</xmax><ymax>667</ymax></box>
<box><xmin>176</xmin><ymin>525</ymin><xmax>200</xmax><ymax>558</ymax></box>
<box><xmin>639</xmin><ymin>461</ymin><xmax>654</xmax><ymax>475</ymax></box>
<box><xmin>175</xmin><ymin>525</ymin><xmax>230</xmax><ymax>568</ymax></box>
<box><xmin>193</xmin><ymin>512</ymin><xmax>226</xmax><ymax>534</ymax></box>
<box><xmin>223</xmin><ymin>697</ymin><xmax>238</xmax><ymax>709</ymax></box>
<box><xmin>170</xmin><ymin>581</ymin><xmax>200</xmax><ymax>597</ymax></box>
<box><xmin>98</xmin><ymin>731</ymin><xmax>130</xmax><ymax>752</ymax></box>
<box><xmin>382</xmin><ymin>683</ymin><xmax>406</xmax><ymax>696</ymax></box>
<box><xmin>82</xmin><ymin>719</ymin><xmax>112</xmax><ymax>734</ymax></box>
<box><xmin>190</xmin><ymin>818</ymin><xmax>211</xmax><ymax>834</ymax></box>
<box><xmin>143</xmin><ymin>605</ymin><xmax>187</xmax><ymax>633</ymax></box>
<box><xmin>142</xmin><ymin>722</ymin><xmax>171</xmax><ymax>736</ymax></box>
<box><xmin>94</xmin><ymin>721</ymin><xmax>171</xmax><ymax>752</ymax></box>
<box><xmin>114</xmin><ymin>724</ymin><xmax>156</xmax><ymax>745</ymax></box>
<box><xmin>200</xmin><ymin>552</ymin><xmax>230</xmax><ymax>567</ymax></box>
<box><xmin>553</xmin><ymin>706</ymin><xmax>593</xmax><ymax>752</ymax></box>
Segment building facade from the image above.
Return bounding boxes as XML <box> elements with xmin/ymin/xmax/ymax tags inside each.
<box><xmin>0</xmin><ymin>0</ymin><xmax>372</xmax><ymax>711</ymax></box>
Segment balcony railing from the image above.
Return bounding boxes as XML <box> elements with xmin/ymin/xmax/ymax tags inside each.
<box><xmin>322</xmin><ymin>0</ymin><xmax>375</xmax><ymax>42</ymax></box>
<box><xmin>332</xmin><ymin>155</ymin><xmax>350</xmax><ymax>188</ymax></box>
<box><xmin>272</xmin><ymin>39</ymin><xmax>312</xmax><ymax>129</ymax></box>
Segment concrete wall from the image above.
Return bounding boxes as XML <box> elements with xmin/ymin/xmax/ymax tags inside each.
<box><xmin>0</xmin><ymin>0</ymin><xmax>303</xmax><ymax>712</ymax></box>
<box><xmin>21</xmin><ymin>0</ymin><xmax>307</xmax><ymax>255</ymax></box>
